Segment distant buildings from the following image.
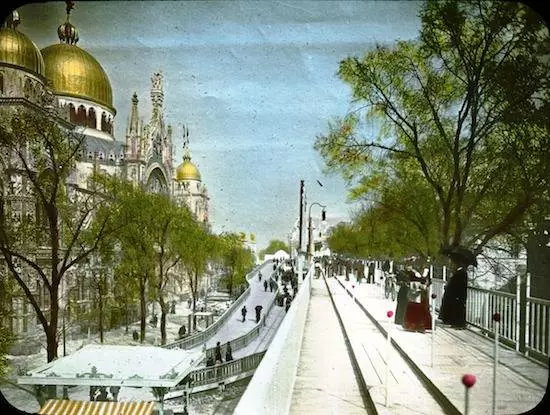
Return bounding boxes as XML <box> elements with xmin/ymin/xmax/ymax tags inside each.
<box><xmin>0</xmin><ymin>8</ymin><xmax>209</xmax><ymax>339</ymax></box>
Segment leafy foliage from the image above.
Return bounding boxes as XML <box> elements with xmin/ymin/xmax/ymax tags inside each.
<box><xmin>316</xmin><ymin>1</ymin><xmax>550</xmax><ymax>256</ymax></box>
<box><xmin>0</xmin><ymin>109</ymin><xmax>111</xmax><ymax>362</ymax></box>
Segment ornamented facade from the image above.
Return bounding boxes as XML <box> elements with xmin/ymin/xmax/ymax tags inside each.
<box><xmin>0</xmin><ymin>7</ymin><xmax>209</xmax><ymax>339</ymax></box>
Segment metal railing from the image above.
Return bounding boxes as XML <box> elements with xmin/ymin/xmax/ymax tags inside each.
<box><xmin>163</xmin><ymin>264</ymin><xmax>263</xmax><ymax>350</ymax></box>
<box><xmin>203</xmin><ymin>289</ymin><xmax>279</xmax><ymax>360</ymax></box>
<box><xmin>169</xmin><ymin>350</ymin><xmax>267</xmax><ymax>393</ymax></box>
<box><xmin>432</xmin><ymin>272</ymin><xmax>550</xmax><ymax>361</ymax></box>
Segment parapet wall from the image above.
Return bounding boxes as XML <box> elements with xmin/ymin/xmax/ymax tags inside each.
<box><xmin>233</xmin><ymin>264</ymin><xmax>313</xmax><ymax>414</ymax></box>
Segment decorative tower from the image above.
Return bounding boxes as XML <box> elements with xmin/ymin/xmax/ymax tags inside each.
<box><xmin>123</xmin><ymin>91</ymin><xmax>145</xmax><ymax>185</ymax></box>
<box><xmin>173</xmin><ymin>125</ymin><xmax>209</xmax><ymax>223</ymax></box>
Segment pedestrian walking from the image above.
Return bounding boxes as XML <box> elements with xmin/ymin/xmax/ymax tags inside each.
<box><xmin>241</xmin><ymin>305</ymin><xmax>247</xmax><ymax>322</ymax></box>
<box><xmin>258</xmin><ymin>271</ymin><xmax>262</xmax><ymax>282</ymax></box>
<box><xmin>225</xmin><ymin>342</ymin><xmax>233</xmax><ymax>361</ymax></box>
<box><xmin>439</xmin><ymin>246</ymin><xmax>477</xmax><ymax>328</ymax></box>
<box><xmin>270</xmin><ymin>280</ymin><xmax>274</xmax><ymax>292</ymax></box>
<box><xmin>394</xmin><ymin>269</ymin><xmax>410</xmax><ymax>325</ymax></box>
<box><xmin>215</xmin><ymin>341</ymin><xmax>223</xmax><ymax>364</ymax></box>
<box><xmin>255</xmin><ymin>304</ymin><xmax>263</xmax><ymax>323</ymax></box>
<box><xmin>264</xmin><ymin>280</ymin><xmax>268</xmax><ymax>291</ymax></box>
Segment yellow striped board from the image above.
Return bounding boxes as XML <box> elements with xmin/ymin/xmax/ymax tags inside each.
<box><xmin>39</xmin><ymin>400</ymin><xmax>155</xmax><ymax>415</ymax></box>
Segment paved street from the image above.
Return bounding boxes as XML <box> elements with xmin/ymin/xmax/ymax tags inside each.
<box><xmin>203</xmin><ymin>261</ymin><xmax>279</xmax><ymax>349</ymax></box>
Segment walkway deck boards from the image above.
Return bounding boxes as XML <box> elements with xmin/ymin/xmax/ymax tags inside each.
<box><xmin>326</xmin><ymin>278</ymin><xmax>444</xmax><ymax>415</ymax></box>
<box><xmin>290</xmin><ymin>278</ymin><xmax>366</xmax><ymax>414</ymax></box>
<box><xmin>336</xmin><ymin>276</ymin><xmax>548</xmax><ymax>415</ymax></box>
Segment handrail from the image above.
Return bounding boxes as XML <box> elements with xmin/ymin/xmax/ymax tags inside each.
<box><xmin>163</xmin><ymin>263</ymin><xmax>264</xmax><ymax>350</ymax></box>
<box><xmin>432</xmin><ymin>276</ymin><xmax>549</xmax><ymax>362</ymax></box>
<box><xmin>170</xmin><ymin>350</ymin><xmax>267</xmax><ymax>392</ymax></box>
<box><xmin>203</xmin><ymin>285</ymin><xmax>279</xmax><ymax>360</ymax></box>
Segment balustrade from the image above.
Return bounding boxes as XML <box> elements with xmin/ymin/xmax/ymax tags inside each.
<box><xmin>431</xmin><ymin>272</ymin><xmax>549</xmax><ymax>362</ymax></box>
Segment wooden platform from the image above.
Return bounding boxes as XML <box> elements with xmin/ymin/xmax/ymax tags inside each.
<box><xmin>290</xmin><ymin>278</ymin><xmax>366</xmax><ymax>414</ymax></box>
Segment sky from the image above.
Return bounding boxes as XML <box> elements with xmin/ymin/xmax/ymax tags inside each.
<box><xmin>16</xmin><ymin>1</ymin><xmax>423</xmax><ymax>250</ymax></box>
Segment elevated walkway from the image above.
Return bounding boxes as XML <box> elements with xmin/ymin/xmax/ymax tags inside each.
<box><xmin>335</xmin><ymin>276</ymin><xmax>548</xmax><ymax>414</ymax></box>
<box><xmin>290</xmin><ymin>278</ymin><xmax>366</xmax><ymax>414</ymax></box>
<box><xmin>325</xmin><ymin>277</ymin><xmax>444</xmax><ymax>414</ymax></box>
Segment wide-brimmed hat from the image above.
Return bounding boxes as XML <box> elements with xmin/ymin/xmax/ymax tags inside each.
<box><xmin>442</xmin><ymin>246</ymin><xmax>477</xmax><ymax>267</ymax></box>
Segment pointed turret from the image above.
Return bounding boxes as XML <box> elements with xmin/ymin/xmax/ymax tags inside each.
<box><xmin>125</xmin><ymin>92</ymin><xmax>141</xmax><ymax>159</ymax></box>
<box><xmin>127</xmin><ymin>92</ymin><xmax>139</xmax><ymax>135</ymax></box>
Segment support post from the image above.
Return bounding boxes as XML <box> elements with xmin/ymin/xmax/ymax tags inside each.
<box><xmin>516</xmin><ymin>273</ymin><xmax>521</xmax><ymax>352</ymax></box>
<box><xmin>525</xmin><ymin>273</ymin><xmax>531</xmax><ymax>355</ymax></box>
<box><xmin>492</xmin><ymin>314</ymin><xmax>500</xmax><ymax>415</ymax></box>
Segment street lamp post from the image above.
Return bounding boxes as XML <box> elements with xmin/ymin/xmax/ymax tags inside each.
<box><xmin>307</xmin><ymin>202</ymin><xmax>326</xmax><ymax>264</ymax></box>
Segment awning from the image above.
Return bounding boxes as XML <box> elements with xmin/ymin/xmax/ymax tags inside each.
<box><xmin>39</xmin><ymin>400</ymin><xmax>155</xmax><ymax>415</ymax></box>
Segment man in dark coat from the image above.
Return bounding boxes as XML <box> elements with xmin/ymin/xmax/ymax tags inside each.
<box><xmin>225</xmin><ymin>342</ymin><xmax>233</xmax><ymax>361</ymax></box>
<box><xmin>255</xmin><ymin>305</ymin><xmax>263</xmax><ymax>323</ymax></box>
<box><xmin>264</xmin><ymin>280</ymin><xmax>268</xmax><ymax>291</ymax></box>
<box><xmin>214</xmin><ymin>341</ymin><xmax>223</xmax><ymax>363</ymax></box>
<box><xmin>241</xmin><ymin>305</ymin><xmax>247</xmax><ymax>322</ymax></box>
<box><xmin>439</xmin><ymin>247</ymin><xmax>477</xmax><ymax>328</ymax></box>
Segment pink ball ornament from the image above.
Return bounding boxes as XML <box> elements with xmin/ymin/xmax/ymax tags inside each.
<box><xmin>387</xmin><ymin>310</ymin><xmax>394</xmax><ymax>318</ymax></box>
<box><xmin>431</xmin><ymin>293</ymin><xmax>437</xmax><ymax>299</ymax></box>
<box><xmin>462</xmin><ymin>374</ymin><xmax>476</xmax><ymax>388</ymax></box>
<box><xmin>493</xmin><ymin>312</ymin><xmax>501</xmax><ymax>322</ymax></box>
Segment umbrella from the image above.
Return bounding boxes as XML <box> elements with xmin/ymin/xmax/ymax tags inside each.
<box><xmin>443</xmin><ymin>246</ymin><xmax>477</xmax><ymax>267</ymax></box>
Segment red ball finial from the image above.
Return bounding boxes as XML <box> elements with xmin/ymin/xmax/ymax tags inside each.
<box><xmin>387</xmin><ymin>310</ymin><xmax>394</xmax><ymax>318</ymax></box>
<box><xmin>462</xmin><ymin>374</ymin><xmax>476</xmax><ymax>388</ymax></box>
<box><xmin>493</xmin><ymin>312</ymin><xmax>501</xmax><ymax>322</ymax></box>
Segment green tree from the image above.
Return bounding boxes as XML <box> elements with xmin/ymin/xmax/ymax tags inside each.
<box><xmin>259</xmin><ymin>239</ymin><xmax>289</xmax><ymax>259</ymax></box>
<box><xmin>176</xmin><ymin>222</ymin><xmax>217</xmax><ymax>330</ymax></box>
<box><xmin>0</xmin><ymin>273</ymin><xmax>15</xmax><ymax>380</ymax></box>
<box><xmin>149</xmin><ymin>195</ymin><xmax>193</xmax><ymax>345</ymax></box>
<box><xmin>93</xmin><ymin>176</ymin><xmax>156</xmax><ymax>343</ymax></box>
<box><xmin>315</xmin><ymin>1</ymin><xmax>550</xmax><ymax>255</ymax></box>
<box><xmin>0</xmin><ymin>110</ymin><xmax>111</xmax><ymax>363</ymax></box>
<box><xmin>218</xmin><ymin>233</ymin><xmax>255</xmax><ymax>296</ymax></box>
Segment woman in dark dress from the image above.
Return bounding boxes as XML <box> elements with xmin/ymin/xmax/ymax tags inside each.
<box><xmin>403</xmin><ymin>269</ymin><xmax>430</xmax><ymax>332</ymax></box>
<box><xmin>439</xmin><ymin>247</ymin><xmax>476</xmax><ymax>328</ymax></box>
<box><xmin>394</xmin><ymin>269</ymin><xmax>410</xmax><ymax>325</ymax></box>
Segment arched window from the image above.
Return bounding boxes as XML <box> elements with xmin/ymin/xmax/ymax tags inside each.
<box><xmin>77</xmin><ymin>105</ymin><xmax>86</xmax><ymax>126</ymax></box>
<box><xmin>69</xmin><ymin>104</ymin><xmax>77</xmax><ymax>124</ymax></box>
<box><xmin>101</xmin><ymin>112</ymin><xmax>107</xmax><ymax>132</ymax></box>
<box><xmin>87</xmin><ymin>107</ymin><xmax>96</xmax><ymax>128</ymax></box>
<box><xmin>0</xmin><ymin>72</ymin><xmax>4</xmax><ymax>95</ymax></box>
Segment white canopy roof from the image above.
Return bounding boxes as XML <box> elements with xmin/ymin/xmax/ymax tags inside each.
<box><xmin>18</xmin><ymin>344</ymin><xmax>202</xmax><ymax>388</ymax></box>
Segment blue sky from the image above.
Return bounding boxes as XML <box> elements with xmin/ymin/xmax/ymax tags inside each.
<box><xmin>18</xmin><ymin>1</ymin><xmax>423</xmax><ymax>249</ymax></box>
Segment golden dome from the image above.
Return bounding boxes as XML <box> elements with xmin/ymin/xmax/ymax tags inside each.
<box><xmin>176</xmin><ymin>159</ymin><xmax>201</xmax><ymax>182</ymax></box>
<box><xmin>0</xmin><ymin>12</ymin><xmax>45</xmax><ymax>77</ymax></box>
<box><xmin>41</xmin><ymin>43</ymin><xmax>114</xmax><ymax>111</ymax></box>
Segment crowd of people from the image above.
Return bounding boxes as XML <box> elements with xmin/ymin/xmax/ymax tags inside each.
<box><xmin>391</xmin><ymin>246</ymin><xmax>476</xmax><ymax>332</ymax></box>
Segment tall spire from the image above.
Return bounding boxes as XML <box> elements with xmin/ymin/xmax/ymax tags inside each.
<box><xmin>182</xmin><ymin>124</ymin><xmax>191</xmax><ymax>161</ymax></box>
<box><xmin>127</xmin><ymin>92</ymin><xmax>139</xmax><ymax>135</ymax></box>
<box><xmin>57</xmin><ymin>0</ymin><xmax>79</xmax><ymax>45</ymax></box>
<box><xmin>150</xmin><ymin>71</ymin><xmax>164</xmax><ymax>117</ymax></box>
